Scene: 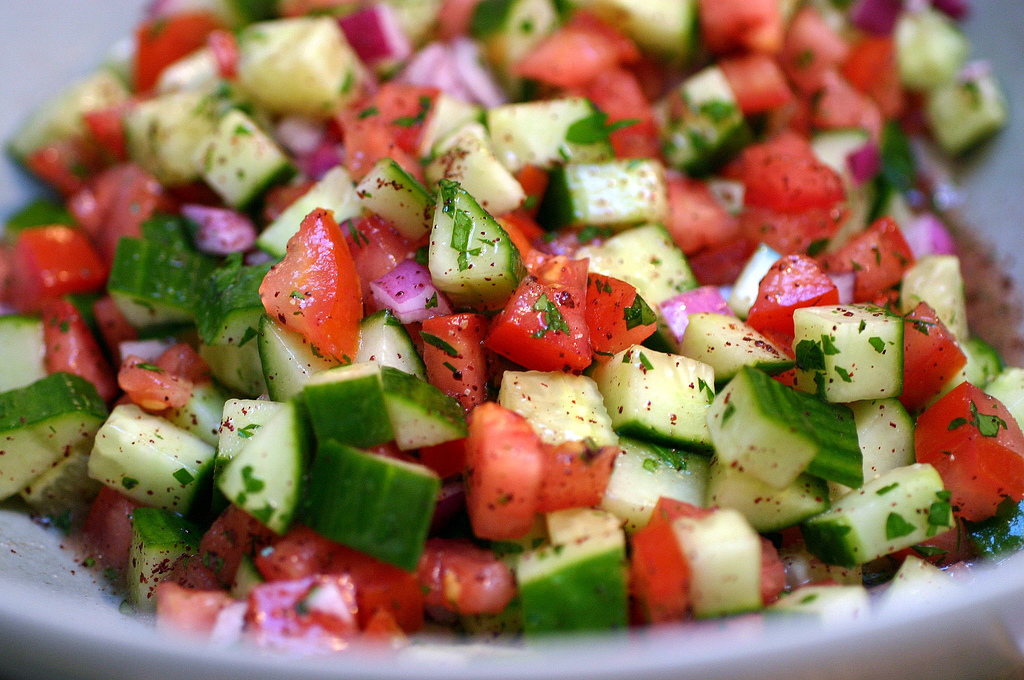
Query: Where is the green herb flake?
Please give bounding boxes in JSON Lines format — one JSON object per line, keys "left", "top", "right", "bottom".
{"left": 806, "top": 238, "right": 830, "bottom": 257}
{"left": 358, "top": 106, "right": 379, "bottom": 120}
{"left": 442, "top": 361, "right": 461, "bottom": 378}
{"left": 531, "top": 293, "right": 570, "bottom": 338}
{"left": 820, "top": 334, "right": 841, "bottom": 356}
{"left": 642, "top": 458, "right": 660, "bottom": 473}
{"left": 233, "top": 124, "right": 253, "bottom": 137}
{"left": 241, "top": 465, "right": 265, "bottom": 494}
{"left": 421, "top": 331, "right": 460, "bottom": 357}
{"left": 885, "top": 512, "right": 916, "bottom": 540}
{"left": 623, "top": 294, "right": 656, "bottom": 330}
{"left": 911, "top": 544, "right": 948, "bottom": 558}
{"left": 238, "top": 423, "right": 261, "bottom": 439}
{"left": 859, "top": 320, "right": 867, "bottom": 333}
{"left": 795, "top": 340, "right": 826, "bottom": 371}
{"left": 121, "top": 477, "right": 139, "bottom": 490}
{"left": 638, "top": 351, "right": 654, "bottom": 371}
{"left": 577, "top": 225, "right": 613, "bottom": 244}
{"left": 392, "top": 96, "right": 432, "bottom": 128}
{"left": 698, "top": 377, "right": 714, "bottom": 404}
{"left": 868, "top": 336, "right": 886, "bottom": 353}
{"left": 136, "top": 363, "right": 163, "bottom": 372}
{"left": 721, "top": 402, "right": 737, "bottom": 427}
{"left": 835, "top": 366, "right": 853, "bottom": 383}
{"left": 173, "top": 468, "right": 195, "bottom": 486}
{"left": 565, "top": 111, "right": 639, "bottom": 145}
{"left": 800, "top": 593, "right": 819, "bottom": 605}
{"left": 928, "top": 500, "right": 952, "bottom": 528}
{"left": 424, "top": 292, "right": 439, "bottom": 310}
{"left": 876, "top": 482, "right": 900, "bottom": 496}
{"left": 83, "top": 557, "right": 96, "bottom": 568}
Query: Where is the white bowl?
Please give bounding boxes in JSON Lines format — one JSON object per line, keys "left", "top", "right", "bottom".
{"left": 2, "top": 2, "right": 1024, "bottom": 678}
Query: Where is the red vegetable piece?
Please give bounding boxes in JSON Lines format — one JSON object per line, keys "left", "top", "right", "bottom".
{"left": 720, "top": 54, "right": 793, "bottom": 116}
{"left": 246, "top": 574, "right": 359, "bottom": 650}
{"left": 747, "top": 254, "right": 839, "bottom": 344}
{"left": 81, "top": 486, "right": 140, "bottom": 570}
{"left": 416, "top": 538, "right": 516, "bottom": 615}
{"left": 135, "top": 12, "right": 223, "bottom": 93}
{"left": 42, "top": 299, "right": 118, "bottom": 402}
{"left": 11, "top": 226, "right": 107, "bottom": 312}
{"left": 536, "top": 441, "right": 618, "bottom": 513}
{"left": 900, "top": 303, "right": 967, "bottom": 413}
{"left": 698, "top": 0, "right": 783, "bottom": 55}
{"left": 421, "top": 314, "right": 489, "bottom": 411}
{"left": 825, "top": 217, "right": 914, "bottom": 302}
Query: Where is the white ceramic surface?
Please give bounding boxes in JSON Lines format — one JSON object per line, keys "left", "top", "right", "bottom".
{"left": 2, "top": 2, "right": 1024, "bottom": 679}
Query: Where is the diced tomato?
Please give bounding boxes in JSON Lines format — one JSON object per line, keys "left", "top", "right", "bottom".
{"left": 343, "top": 214, "right": 413, "bottom": 298}
{"left": 497, "top": 212, "right": 543, "bottom": 261}
{"left": 10, "top": 226, "right": 107, "bottom": 311}
{"left": 419, "top": 438, "right": 467, "bottom": 479}
{"left": 513, "top": 167, "right": 549, "bottom": 219}
{"left": 262, "top": 182, "right": 316, "bottom": 224}
{"left": 337, "top": 109, "right": 423, "bottom": 183}
{"left": 208, "top": 29, "right": 239, "bottom": 79}
{"left": 513, "top": 12, "right": 640, "bottom": 89}
{"left": 740, "top": 205, "right": 847, "bottom": 256}
{"left": 739, "top": 133, "right": 845, "bottom": 214}
{"left": 198, "top": 505, "right": 276, "bottom": 588}
{"left": 155, "top": 583, "right": 236, "bottom": 636}
{"left": 842, "top": 36, "right": 906, "bottom": 120}
{"left": 666, "top": 176, "right": 740, "bottom": 255}
{"left": 362, "top": 610, "right": 407, "bottom": 643}
{"left": 155, "top": 343, "right": 211, "bottom": 384}
{"left": 246, "top": 575, "right": 359, "bottom": 651}
{"left": 780, "top": 7, "right": 850, "bottom": 95}
{"left": 900, "top": 303, "right": 968, "bottom": 413}
{"left": 438, "top": 0, "right": 484, "bottom": 39}
{"left": 135, "top": 12, "right": 223, "bottom": 93}
{"left": 329, "top": 546, "right": 425, "bottom": 633}
{"left": 464, "top": 403, "right": 544, "bottom": 540}
{"left": 720, "top": 54, "right": 793, "bottom": 115}
{"left": 916, "top": 383, "right": 1024, "bottom": 522}
{"left": 889, "top": 516, "right": 973, "bottom": 568}
{"left": 698, "top": 0, "right": 783, "bottom": 55}
{"left": 164, "top": 551, "right": 222, "bottom": 591}
{"left": 421, "top": 314, "right": 489, "bottom": 411}
{"left": 42, "top": 299, "right": 118, "bottom": 402}
{"left": 630, "top": 516, "right": 690, "bottom": 623}
{"left": 585, "top": 274, "right": 657, "bottom": 358}
{"left": 25, "top": 141, "right": 101, "bottom": 198}
{"left": 746, "top": 254, "right": 839, "bottom": 344}
{"left": 83, "top": 106, "right": 129, "bottom": 162}
{"left": 810, "top": 71, "right": 883, "bottom": 140}
{"left": 688, "top": 238, "right": 759, "bottom": 287}
{"left": 773, "top": 368, "right": 798, "bottom": 388}
{"left": 574, "top": 67, "right": 659, "bottom": 159}
{"left": 825, "top": 217, "right": 914, "bottom": 302}
{"left": 650, "top": 497, "right": 714, "bottom": 524}
{"left": 260, "top": 209, "right": 363, "bottom": 363}
{"left": 81, "top": 486, "right": 140, "bottom": 570}
{"left": 255, "top": 525, "right": 341, "bottom": 582}
{"left": 536, "top": 441, "right": 617, "bottom": 512}
{"left": 368, "top": 84, "right": 439, "bottom": 156}
{"left": 92, "top": 296, "right": 137, "bottom": 351}
{"left": 416, "top": 538, "right": 516, "bottom": 615}
{"left": 759, "top": 538, "right": 786, "bottom": 605}
{"left": 485, "top": 275, "right": 591, "bottom": 373}
{"left": 118, "top": 355, "right": 193, "bottom": 412}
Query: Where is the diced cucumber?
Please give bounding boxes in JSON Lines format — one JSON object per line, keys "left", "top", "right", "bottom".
{"left": 88, "top": 404, "right": 215, "bottom": 513}
{"left": 895, "top": 8, "right": 968, "bottom": 91}
{"left": 302, "top": 363, "right": 395, "bottom": 448}
{"left": 573, "top": 0, "right": 697, "bottom": 59}
{"left": 792, "top": 304, "right": 904, "bottom": 403}
{"left": 498, "top": 370, "right": 617, "bottom": 447}
{"left": 305, "top": 441, "right": 439, "bottom": 570}
{"left": 385, "top": 0, "right": 443, "bottom": 47}
{"left": 486, "top": 98, "right": 614, "bottom": 173}
{"left": 593, "top": 345, "right": 713, "bottom": 450}
{"left": 231, "top": 554, "right": 265, "bottom": 599}
{"left": 963, "top": 337, "right": 1003, "bottom": 387}
{"left": 708, "top": 367, "right": 862, "bottom": 489}
{"left": 199, "top": 342, "right": 267, "bottom": 398}
{"left": 9, "top": 69, "right": 129, "bottom": 160}
{"left": 985, "top": 368, "right": 1024, "bottom": 430}
{"left": 426, "top": 123, "right": 526, "bottom": 216}
{"left": 600, "top": 437, "right": 709, "bottom": 532}
{"left": 217, "top": 399, "right": 286, "bottom": 472}
{"left": 880, "top": 555, "right": 953, "bottom": 611}
{"left": 107, "top": 238, "right": 215, "bottom": 330}
{"left": 165, "top": 382, "right": 231, "bottom": 447}
{"left": 0, "top": 373, "right": 107, "bottom": 501}
{"left": 926, "top": 72, "right": 1008, "bottom": 156}
{"left": 516, "top": 518, "right": 627, "bottom": 633}
{"left": 355, "top": 310, "right": 426, "bottom": 381}
{"left": 778, "top": 543, "right": 863, "bottom": 588}
{"left": 706, "top": 457, "right": 829, "bottom": 532}
{"left": 658, "top": 66, "right": 748, "bottom": 176}
{"left": 727, "top": 243, "right": 781, "bottom": 319}
{"left": 128, "top": 508, "right": 201, "bottom": 611}
{"left": 537, "top": 159, "right": 669, "bottom": 231}
{"left": 428, "top": 179, "right": 526, "bottom": 309}
{"left": 380, "top": 367, "right": 468, "bottom": 450}
{"left": 156, "top": 47, "right": 219, "bottom": 94}
{"left": 141, "top": 214, "right": 197, "bottom": 252}
{"left": 801, "top": 463, "right": 953, "bottom": 567}
{"left": 124, "top": 90, "right": 220, "bottom": 186}
{"left": 19, "top": 448, "right": 101, "bottom": 522}
{"left": 545, "top": 508, "right": 623, "bottom": 546}
{"left": 217, "top": 399, "right": 311, "bottom": 533}
{"left": 811, "top": 128, "right": 871, "bottom": 181}
{"left": 965, "top": 497, "right": 1024, "bottom": 561}
{"left": 355, "top": 159, "right": 434, "bottom": 241}
{"left": 258, "top": 315, "right": 338, "bottom": 402}
{"left": 0, "top": 316, "right": 46, "bottom": 392}
{"left": 471, "top": 0, "right": 558, "bottom": 89}
{"left": 257, "top": 167, "right": 362, "bottom": 257}
{"left": 196, "top": 261, "right": 271, "bottom": 348}
{"left": 201, "top": 109, "right": 295, "bottom": 209}
{"left": 899, "top": 255, "right": 968, "bottom": 342}
{"left": 677, "top": 313, "right": 793, "bottom": 385}
{"left": 849, "top": 398, "right": 915, "bottom": 483}
{"left": 672, "top": 509, "right": 762, "bottom": 618}
{"left": 236, "top": 17, "right": 362, "bottom": 117}
{"left": 769, "top": 585, "right": 869, "bottom": 624}
{"left": 418, "top": 93, "right": 483, "bottom": 157}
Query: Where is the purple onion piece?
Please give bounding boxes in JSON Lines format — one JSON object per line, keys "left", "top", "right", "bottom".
{"left": 370, "top": 259, "right": 453, "bottom": 324}
{"left": 847, "top": 142, "right": 881, "bottom": 185}
{"left": 901, "top": 213, "right": 957, "bottom": 258}
{"left": 298, "top": 141, "right": 343, "bottom": 181}
{"left": 828, "top": 272, "right": 857, "bottom": 305}
{"left": 338, "top": 4, "right": 412, "bottom": 65}
{"left": 660, "top": 286, "right": 733, "bottom": 343}
{"left": 430, "top": 481, "right": 466, "bottom": 535}
{"left": 181, "top": 204, "right": 257, "bottom": 256}
{"left": 450, "top": 38, "right": 508, "bottom": 108}
{"left": 849, "top": 0, "right": 902, "bottom": 34}
{"left": 275, "top": 116, "right": 325, "bottom": 156}
{"left": 932, "top": 0, "right": 970, "bottom": 20}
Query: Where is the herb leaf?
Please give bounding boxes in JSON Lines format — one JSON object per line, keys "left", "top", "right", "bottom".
{"left": 886, "top": 512, "right": 916, "bottom": 540}
{"left": 421, "top": 332, "right": 460, "bottom": 357}
{"left": 623, "top": 294, "right": 656, "bottom": 330}
{"left": 565, "top": 110, "right": 639, "bottom": 145}
{"left": 531, "top": 293, "right": 570, "bottom": 338}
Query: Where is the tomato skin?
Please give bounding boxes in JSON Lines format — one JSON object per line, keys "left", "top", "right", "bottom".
{"left": 25, "top": 141, "right": 101, "bottom": 198}
{"left": 135, "top": 12, "right": 223, "bottom": 92}
{"left": 666, "top": 176, "right": 740, "bottom": 255}
{"left": 246, "top": 575, "right": 359, "bottom": 650}
{"left": 329, "top": 546, "right": 425, "bottom": 633}
{"left": 464, "top": 403, "right": 544, "bottom": 540}
{"left": 824, "top": 217, "right": 914, "bottom": 302}
{"left": 11, "top": 226, "right": 107, "bottom": 311}
{"left": 262, "top": 182, "right": 316, "bottom": 224}
{"left": 630, "top": 516, "right": 691, "bottom": 623}
{"left": 255, "top": 525, "right": 340, "bottom": 582}
{"left": 651, "top": 497, "right": 713, "bottom": 524}
{"left": 900, "top": 303, "right": 967, "bottom": 413}
{"left": 198, "top": 505, "right": 276, "bottom": 589}
{"left": 342, "top": 214, "right": 413, "bottom": 299}
{"left": 688, "top": 238, "right": 759, "bottom": 287}
{"left": 739, "top": 133, "right": 845, "bottom": 214}
{"left": 497, "top": 212, "right": 543, "bottom": 261}
{"left": 810, "top": 71, "right": 883, "bottom": 140}
{"left": 842, "top": 37, "right": 906, "bottom": 120}
{"left": 585, "top": 274, "right": 658, "bottom": 358}
{"left": 915, "top": 383, "right": 1024, "bottom": 522}
{"left": 417, "top": 538, "right": 516, "bottom": 615}
{"left": 720, "top": 54, "right": 793, "bottom": 116}
{"left": 118, "top": 355, "right": 193, "bottom": 412}
{"left": 781, "top": 7, "right": 850, "bottom": 95}
{"left": 511, "top": 170, "right": 549, "bottom": 220}
{"left": 155, "top": 343, "right": 211, "bottom": 384}
{"left": 740, "top": 205, "right": 847, "bottom": 257}
{"left": 419, "top": 439, "right": 467, "bottom": 479}
{"left": 81, "top": 486, "right": 140, "bottom": 570}
{"left": 421, "top": 314, "right": 489, "bottom": 411}
{"left": 759, "top": 538, "right": 786, "bottom": 605}
{"left": 42, "top": 299, "right": 118, "bottom": 402}
{"left": 746, "top": 254, "right": 839, "bottom": 343}
{"left": 337, "top": 108, "right": 424, "bottom": 183}
{"left": 369, "top": 84, "right": 439, "bottom": 156}
{"left": 208, "top": 29, "right": 239, "bottom": 79}
{"left": 83, "top": 106, "right": 129, "bottom": 162}
{"left": 698, "top": 0, "right": 783, "bottom": 55}
{"left": 536, "top": 441, "right": 618, "bottom": 513}
{"left": 156, "top": 583, "right": 236, "bottom": 636}
{"left": 93, "top": 295, "right": 138, "bottom": 351}
{"left": 260, "top": 209, "right": 362, "bottom": 363}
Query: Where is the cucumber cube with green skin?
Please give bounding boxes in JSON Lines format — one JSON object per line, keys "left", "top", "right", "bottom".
{"left": 231, "top": 554, "right": 266, "bottom": 599}
{"left": 128, "top": 508, "right": 202, "bottom": 612}
{"left": 593, "top": 345, "right": 714, "bottom": 451}
{"left": 426, "top": 123, "right": 526, "bottom": 217}
{"left": 849, "top": 398, "right": 915, "bottom": 485}
{"left": 197, "top": 261, "right": 272, "bottom": 347}
{"left": 165, "top": 381, "right": 231, "bottom": 447}
{"left": 217, "top": 399, "right": 286, "bottom": 473}
{"left": 658, "top": 66, "right": 748, "bottom": 176}
{"left": 895, "top": 8, "right": 968, "bottom": 91}
{"left": 156, "top": 47, "right": 218, "bottom": 94}
{"left": 355, "top": 159, "right": 434, "bottom": 241}
{"left": 218, "top": 400, "right": 311, "bottom": 534}
{"left": 141, "top": 214, "right": 197, "bottom": 252}
{"left": 471, "top": 0, "right": 559, "bottom": 85}
{"left": 768, "top": 585, "right": 870, "bottom": 624}
{"left": 900, "top": 255, "right": 969, "bottom": 343}
{"left": 778, "top": 543, "right": 863, "bottom": 588}
{"left": 201, "top": 109, "right": 295, "bottom": 209}
{"left": 572, "top": 0, "right": 697, "bottom": 59}
{"left": 199, "top": 342, "right": 267, "bottom": 398}
{"left": 672, "top": 509, "right": 763, "bottom": 618}
{"left": 20, "top": 447, "right": 100, "bottom": 522}
{"left": 0, "top": 316, "right": 46, "bottom": 392}
{"left": 727, "top": 243, "right": 781, "bottom": 319}
{"left": 237, "top": 17, "right": 362, "bottom": 118}
{"left": 305, "top": 441, "right": 439, "bottom": 570}
{"left": 0, "top": 373, "right": 107, "bottom": 501}
{"left": 258, "top": 316, "right": 339, "bottom": 402}
{"left": 257, "top": 167, "right": 362, "bottom": 257}
{"left": 88, "top": 404, "right": 216, "bottom": 513}
{"left": 708, "top": 366, "right": 862, "bottom": 489}
{"left": 498, "top": 371, "right": 618, "bottom": 447}
{"left": 600, "top": 437, "right": 709, "bottom": 532}
{"left": 926, "top": 72, "right": 1008, "bottom": 156}
{"left": 428, "top": 179, "right": 526, "bottom": 309}
{"left": 801, "top": 463, "right": 954, "bottom": 568}
{"left": 792, "top": 305, "right": 904, "bottom": 403}
{"left": 124, "top": 90, "right": 220, "bottom": 186}
{"left": 302, "top": 363, "right": 395, "bottom": 448}
{"left": 107, "top": 238, "right": 216, "bottom": 330}
{"left": 965, "top": 497, "right": 1024, "bottom": 561}
{"left": 537, "top": 159, "right": 669, "bottom": 231}
{"left": 985, "top": 368, "right": 1024, "bottom": 431}
{"left": 380, "top": 366, "right": 468, "bottom": 450}
{"left": 677, "top": 313, "right": 793, "bottom": 386}
{"left": 706, "top": 457, "right": 829, "bottom": 532}
{"left": 355, "top": 310, "right": 427, "bottom": 381}
{"left": 486, "top": 98, "right": 614, "bottom": 173}
{"left": 963, "top": 337, "right": 1004, "bottom": 388}
{"left": 545, "top": 508, "right": 623, "bottom": 546}
{"left": 418, "top": 94, "right": 484, "bottom": 158}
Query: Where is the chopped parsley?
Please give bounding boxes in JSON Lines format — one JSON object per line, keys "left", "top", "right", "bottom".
{"left": 876, "top": 482, "right": 900, "bottom": 496}
{"left": 795, "top": 339, "right": 826, "bottom": 371}
{"left": 136, "top": 363, "right": 163, "bottom": 372}
{"left": 172, "top": 468, "right": 195, "bottom": 486}
{"left": 834, "top": 366, "right": 853, "bottom": 383}
{"left": 121, "top": 477, "right": 139, "bottom": 490}
{"left": 424, "top": 292, "right": 439, "bottom": 309}
{"left": 237, "top": 423, "right": 261, "bottom": 439}
{"left": 623, "top": 294, "right": 656, "bottom": 330}
{"left": 421, "top": 331, "right": 460, "bottom": 357}
{"left": 868, "top": 336, "right": 886, "bottom": 353}
{"left": 531, "top": 294, "right": 570, "bottom": 338}
{"left": 820, "top": 334, "right": 841, "bottom": 356}
{"left": 637, "top": 351, "right": 654, "bottom": 371}
{"left": 885, "top": 512, "right": 916, "bottom": 540}
{"left": 241, "top": 465, "right": 265, "bottom": 494}
{"left": 948, "top": 401, "right": 1008, "bottom": 437}
{"left": 698, "top": 377, "right": 715, "bottom": 404}
{"left": 565, "top": 111, "right": 639, "bottom": 145}
{"left": 721, "top": 402, "right": 737, "bottom": 427}
{"left": 392, "top": 95, "right": 432, "bottom": 127}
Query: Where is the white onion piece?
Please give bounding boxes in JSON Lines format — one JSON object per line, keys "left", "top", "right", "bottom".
{"left": 181, "top": 205, "right": 258, "bottom": 256}
{"left": 828, "top": 272, "right": 857, "bottom": 305}
{"left": 370, "top": 260, "right": 453, "bottom": 324}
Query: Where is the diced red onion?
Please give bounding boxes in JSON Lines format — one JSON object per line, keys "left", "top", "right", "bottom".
{"left": 370, "top": 260, "right": 453, "bottom": 324}
{"left": 119, "top": 339, "right": 174, "bottom": 364}
{"left": 298, "top": 141, "right": 344, "bottom": 181}
{"left": 905, "top": 0, "right": 931, "bottom": 12}
{"left": 660, "top": 287, "right": 732, "bottom": 343}
{"left": 181, "top": 204, "right": 257, "bottom": 256}
{"left": 846, "top": 142, "right": 881, "bottom": 185}
{"left": 828, "top": 272, "right": 856, "bottom": 305}
{"left": 275, "top": 117, "right": 325, "bottom": 156}
{"left": 849, "top": 0, "right": 902, "bottom": 34}
{"left": 397, "top": 41, "right": 506, "bottom": 107}
{"left": 146, "top": 0, "right": 215, "bottom": 20}
{"left": 244, "top": 249, "right": 276, "bottom": 267}
{"left": 338, "top": 4, "right": 412, "bottom": 65}
{"left": 902, "top": 213, "right": 957, "bottom": 259}
{"left": 209, "top": 602, "right": 246, "bottom": 646}
{"left": 430, "top": 481, "right": 466, "bottom": 534}
{"left": 959, "top": 60, "right": 992, "bottom": 84}
{"left": 450, "top": 38, "right": 508, "bottom": 109}
{"left": 932, "top": 0, "right": 969, "bottom": 19}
